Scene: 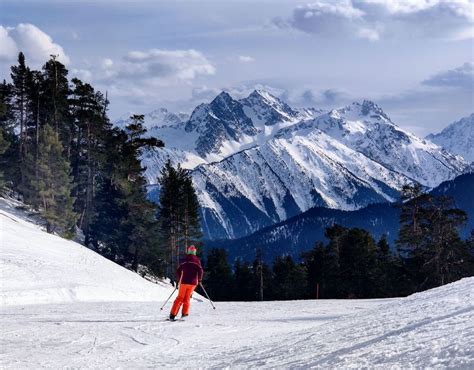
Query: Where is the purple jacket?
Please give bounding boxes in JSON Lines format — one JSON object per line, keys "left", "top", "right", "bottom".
{"left": 177, "top": 255, "right": 203, "bottom": 285}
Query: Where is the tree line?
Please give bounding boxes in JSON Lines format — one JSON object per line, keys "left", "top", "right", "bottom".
{"left": 0, "top": 53, "right": 201, "bottom": 277}
{"left": 202, "top": 184, "right": 474, "bottom": 301}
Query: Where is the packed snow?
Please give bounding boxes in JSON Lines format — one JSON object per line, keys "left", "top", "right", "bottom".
{"left": 1, "top": 198, "right": 473, "bottom": 368}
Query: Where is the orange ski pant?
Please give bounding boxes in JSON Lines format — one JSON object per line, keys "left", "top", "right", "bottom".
{"left": 170, "top": 283, "right": 196, "bottom": 316}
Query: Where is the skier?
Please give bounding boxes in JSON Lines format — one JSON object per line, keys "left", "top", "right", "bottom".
{"left": 169, "top": 245, "right": 203, "bottom": 321}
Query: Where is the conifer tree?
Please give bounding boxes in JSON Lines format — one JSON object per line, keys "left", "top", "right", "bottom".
{"left": 0, "top": 127, "right": 9, "bottom": 189}
{"left": 202, "top": 248, "right": 234, "bottom": 301}
{"left": 157, "top": 159, "right": 201, "bottom": 277}
{"left": 270, "top": 255, "right": 307, "bottom": 300}
{"left": 69, "top": 78, "right": 111, "bottom": 245}
{"left": 180, "top": 174, "right": 202, "bottom": 249}
{"left": 0, "top": 81, "right": 19, "bottom": 189}
{"left": 10, "top": 52, "right": 29, "bottom": 160}
{"left": 90, "top": 117, "right": 163, "bottom": 272}
{"left": 302, "top": 241, "right": 327, "bottom": 298}
{"left": 41, "top": 55, "right": 71, "bottom": 154}
{"left": 35, "top": 124, "right": 77, "bottom": 236}
{"left": 157, "top": 160, "right": 181, "bottom": 276}
{"left": 233, "top": 259, "right": 254, "bottom": 300}
{"left": 397, "top": 185, "right": 471, "bottom": 289}
{"left": 373, "top": 236, "right": 398, "bottom": 297}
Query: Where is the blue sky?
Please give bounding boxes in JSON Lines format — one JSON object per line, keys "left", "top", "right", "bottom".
{"left": 1, "top": 0, "right": 473, "bottom": 135}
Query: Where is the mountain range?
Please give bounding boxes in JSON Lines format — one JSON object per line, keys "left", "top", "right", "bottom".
{"left": 115, "top": 90, "right": 472, "bottom": 241}
{"left": 206, "top": 173, "right": 474, "bottom": 263}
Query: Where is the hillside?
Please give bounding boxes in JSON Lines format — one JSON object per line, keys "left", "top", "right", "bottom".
{"left": 0, "top": 197, "right": 175, "bottom": 306}
{"left": 209, "top": 172, "right": 474, "bottom": 262}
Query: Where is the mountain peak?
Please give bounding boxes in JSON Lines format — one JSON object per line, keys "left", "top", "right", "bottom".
{"left": 212, "top": 91, "right": 234, "bottom": 105}
{"left": 360, "top": 100, "right": 390, "bottom": 120}
{"left": 248, "top": 89, "right": 278, "bottom": 102}
{"left": 426, "top": 113, "right": 474, "bottom": 162}
{"left": 241, "top": 89, "right": 300, "bottom": 126}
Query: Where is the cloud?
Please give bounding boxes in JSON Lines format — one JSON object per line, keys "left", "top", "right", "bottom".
{"left": 422, "top": 62, "right": 474, "bottom": 89}
{"left": 101, "top": 58, "right": 114, "bottom": 69}
{"left": 0, "top": 26, "right": 18, "bottom": 60}
{"left": 91, "top": 49, "right": 215, "bottom": 110}
{"left": 276, "top": 0, "right": 473, "bottom": 41}
{"left": 280, "top": 1, "right": 378, "bottom": 41}
{"left": 101, "top": 49, "right": 215, "bottom": 87}
{"left": 377, "top": 62, "right": 474, "bottom": 135}
{"left": 238, "top": 55, "right": 255, "bottom": 63}
{"left": 288, "top": 88, "right": 351, "bottom": 108}
{"left": 71, "top": 68, "right": 92, "bottom": 82}
{"left": 0, "top": 23, "right": 70, "bottom": 65}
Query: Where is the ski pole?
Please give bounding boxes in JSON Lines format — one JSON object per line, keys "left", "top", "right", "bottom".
{"left": 160, "top": 273, "right": 182, "bottom": 311}
{"left": 160, "top": 284, "right": 178, "bottom": 311}
{"left": 199, "top": 282, "right": 216, "bottom": 310}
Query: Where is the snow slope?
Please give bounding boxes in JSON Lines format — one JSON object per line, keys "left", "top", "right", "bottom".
{"left": 427, "top": 113, "right": 474, "bottom": 162}
{"left": 0, "top": 197, "right": 176, "bottom": 306}
{"left": 1, "top": 278, "right": 472, "bottom": 367}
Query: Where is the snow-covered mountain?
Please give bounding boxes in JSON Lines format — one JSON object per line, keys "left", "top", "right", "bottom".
{"left": 426, "top": 113, "right": 474, "bottom": 162}
{"left": 208, "top": 173, "right": 474, "bottom": 262}
{"left": 114, "top": 91, "right": 470, "bottom": 240}
{"left": 194, "top": 127, "right": 407, "bottom": 239}
{"left": 115, "top": 108, "right": 189, "bottom": 131}
{"left": 140, "top": 90, "right": 318, "bottom": 180}
{"left": 301, "top": 101, "right": 467, "bottom": 188}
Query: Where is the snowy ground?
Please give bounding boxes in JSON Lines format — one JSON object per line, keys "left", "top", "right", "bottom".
{"left": 1, "top": 283, "right": 473, "bottom": 368}
{"left": 1, "top": 197, "right": 474, "bottom": 368}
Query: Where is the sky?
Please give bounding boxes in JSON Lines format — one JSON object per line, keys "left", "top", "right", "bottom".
{"left": 0, "top": 0, "right": 473, "bottom": 136}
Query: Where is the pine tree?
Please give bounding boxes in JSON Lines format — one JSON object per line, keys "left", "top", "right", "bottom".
{"left": 251, "top": 250, "right": 272, "bottom": 301}
{"left": 10, "top": 52, "right": 29, "bottom": 161}
{"left": 302, "top": 241, "right": 327, "bottom": 298}
{"left": 202, "top": 248, "right": 234, "bottom": 301}
{"left": 0, "top": 80, "right": 19, "bottom": 189}
{"left": 180, "top": 174, "right": 202, "bottom": 250}
{"left": 35, "top": 124, "right": 77, "bottom": 237}
{"left": 41, "top": 55, "right": 71, "bottom": 154}
{"left": 157, "top": 162, "right": 178, "bottom": 275}
{"left": 270, "top": 255, "right": 307, "bottom": 300}
{"left": 0, "top": 127, "right": 10, "bottom": 189}
{"left": 233, "top": 259, "right": 254, "bottom": 300}
{"left": 89, "top": 118, "right": 163, "bottom": 273}
{"left": 69, "top": 78, "right": 111, "bottom": 245}
{"left": 373, "top": 235, "right": 398, "bottom": 297}
{"left": 397, "top": 186, "right": 471, "bottom": 290}
{"left": 157, "top": 159, "right": 201, "bottom": 278}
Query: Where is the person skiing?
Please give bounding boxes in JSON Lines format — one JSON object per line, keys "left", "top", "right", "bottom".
{"left": 169, "top": 245, "right": 203, "bottom": 321}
